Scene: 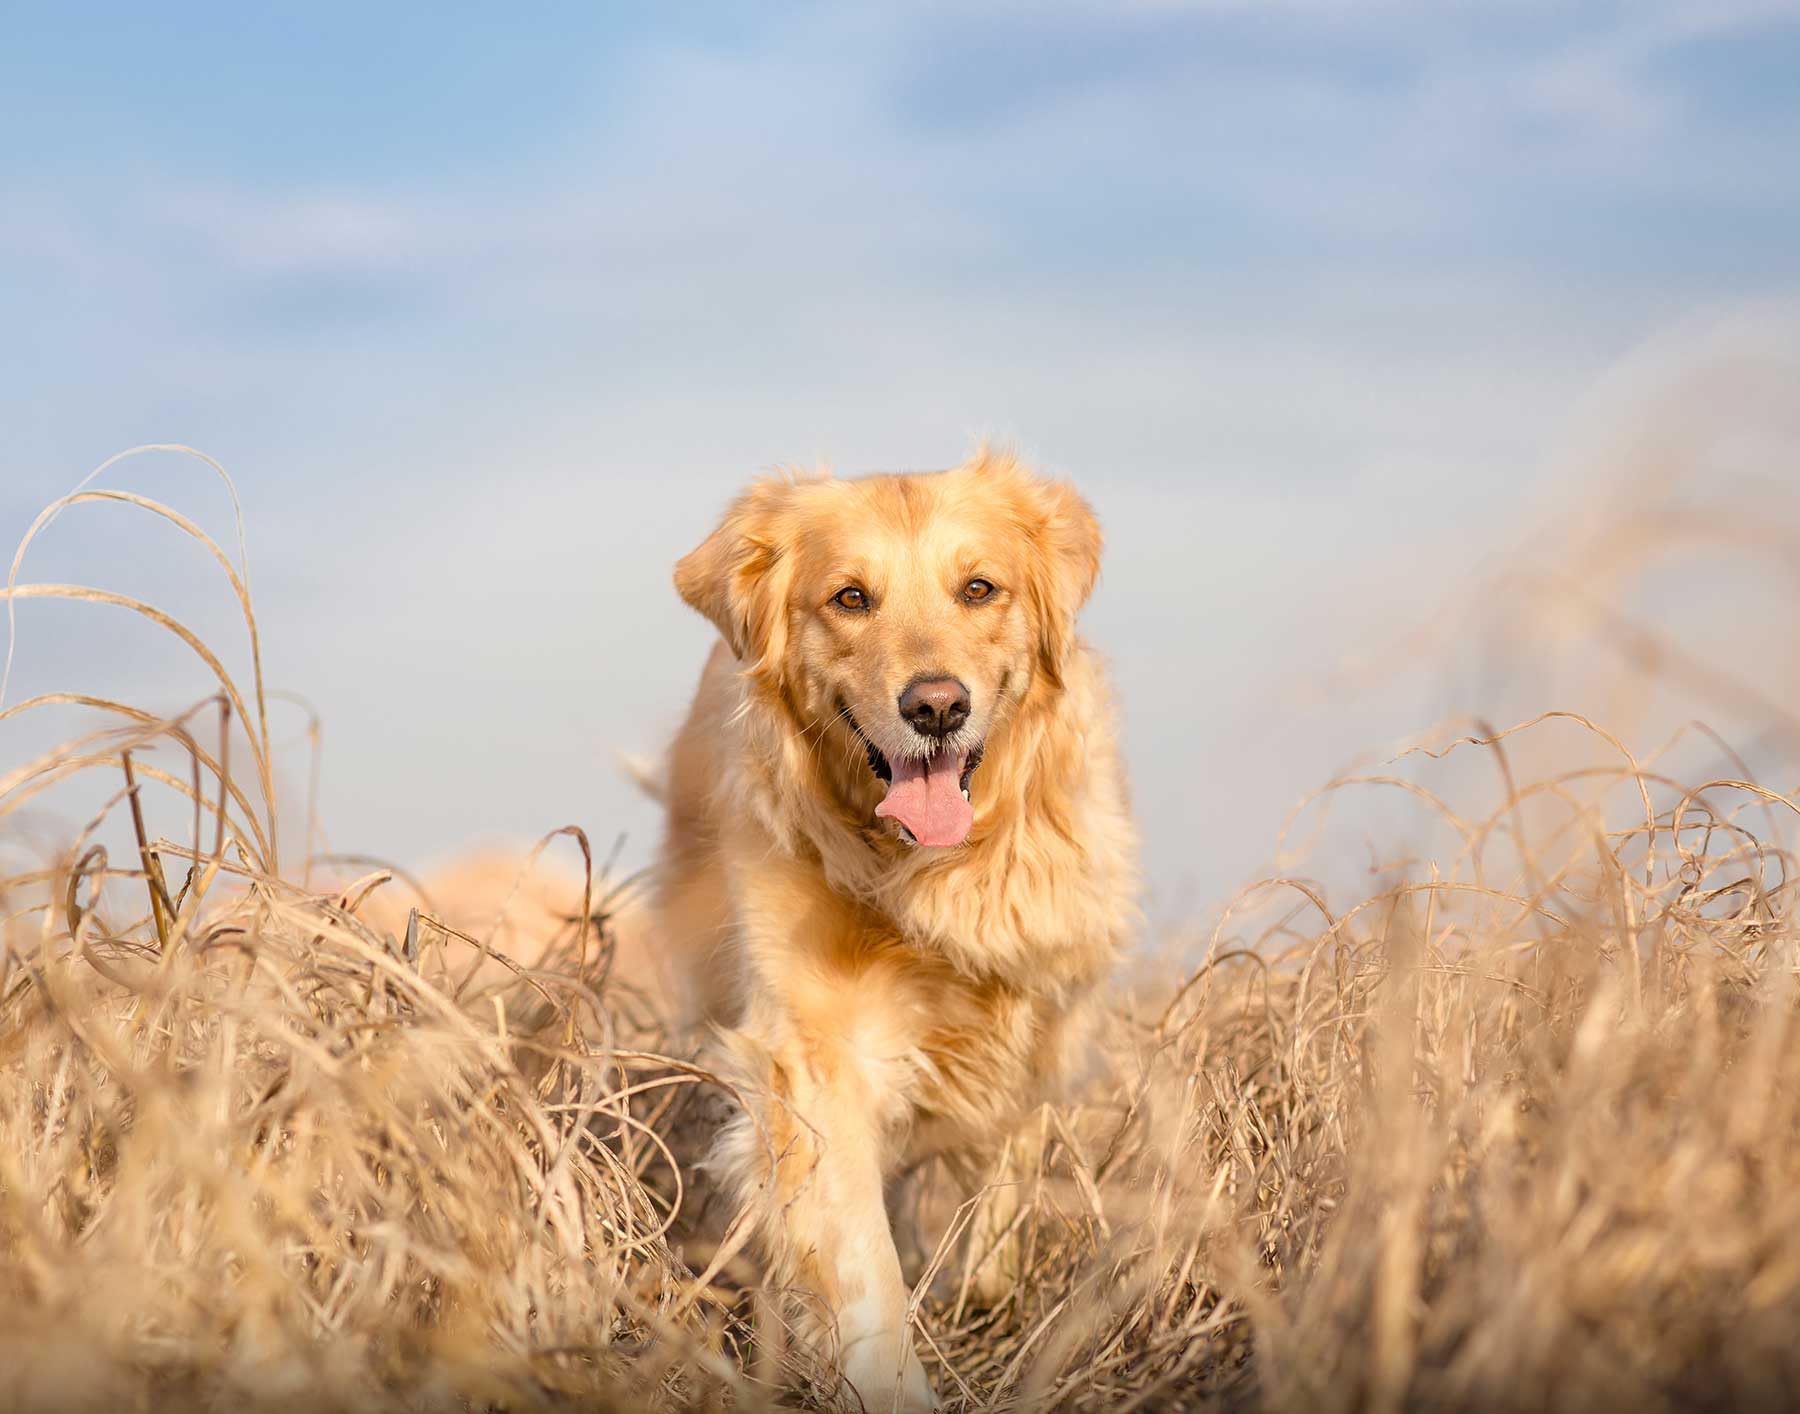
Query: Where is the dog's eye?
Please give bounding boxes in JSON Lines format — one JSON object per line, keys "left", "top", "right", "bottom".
{"left": 962, "top": 578, "right": 995, "bottom": 603}
{"left": 832, "top": 586, "right": 870, "bottom": 612}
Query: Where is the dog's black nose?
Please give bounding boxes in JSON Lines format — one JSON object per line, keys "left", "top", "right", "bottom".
{"left": 898, "top": 678, "right": 970, "bottom": 738}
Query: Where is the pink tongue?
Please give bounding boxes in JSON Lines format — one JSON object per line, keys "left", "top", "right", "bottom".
{"left": 874, "top": 748, "right": 972, "bottom": 847}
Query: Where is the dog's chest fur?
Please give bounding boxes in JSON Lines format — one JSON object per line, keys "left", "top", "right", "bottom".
{"left": 706, "top": 649, "right": 1136, "bottom": 1150}
{"left": 732, "top": 647, "right": 1138, "bottom": 995}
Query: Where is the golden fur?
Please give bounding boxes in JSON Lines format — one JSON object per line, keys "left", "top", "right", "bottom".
{"left": 657, "top": 448, "right": 1137, "bottom": 1410}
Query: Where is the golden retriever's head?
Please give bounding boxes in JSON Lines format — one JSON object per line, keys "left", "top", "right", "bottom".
{"left": 674, "top": 448, "right": 1100, "bottom": 849}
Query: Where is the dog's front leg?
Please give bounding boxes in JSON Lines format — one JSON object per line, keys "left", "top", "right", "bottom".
{"left": 714, "top": 981, "right": 935, "bottom": 1410}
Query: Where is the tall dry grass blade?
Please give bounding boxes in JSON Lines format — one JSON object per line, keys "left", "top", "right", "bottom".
{"left": 3, "top": 445, "right": 278, "bottom": 866}
{"left": 120, "top": 751, "right": 173, "bottom": 950}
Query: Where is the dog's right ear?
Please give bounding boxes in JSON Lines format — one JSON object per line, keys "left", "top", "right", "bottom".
{"left": 673, "top": 479, "right": 794, "bottom": 670}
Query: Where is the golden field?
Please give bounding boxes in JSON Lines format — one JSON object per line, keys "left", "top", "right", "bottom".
{"left": 4, "top": 351, "right": 1799, "bottom": 1412}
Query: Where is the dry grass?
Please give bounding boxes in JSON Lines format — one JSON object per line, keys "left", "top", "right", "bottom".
{"left": 3, "top": 416, "right": 1799, "bottom": 1412}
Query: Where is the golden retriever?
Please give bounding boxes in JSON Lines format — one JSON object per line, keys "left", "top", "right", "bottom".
{"left": 657, "top": 447, "right": 1137, "bottom": 1410}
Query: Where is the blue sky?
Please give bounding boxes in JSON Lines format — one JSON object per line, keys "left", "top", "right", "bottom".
{"left": 4, "top": 2, "right": 1799, "bottom": 907}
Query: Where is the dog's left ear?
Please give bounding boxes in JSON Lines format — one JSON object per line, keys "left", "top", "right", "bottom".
{"left": 673, "top": 479, "right": 794, "bottom": 673}
{"left": 1026, "top": 478, "right": 1102, "bottom": 688}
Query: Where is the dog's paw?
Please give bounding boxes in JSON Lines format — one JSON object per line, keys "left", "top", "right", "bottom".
{"left": 840, "top": 1350, "right": 938, "bottom": 1414}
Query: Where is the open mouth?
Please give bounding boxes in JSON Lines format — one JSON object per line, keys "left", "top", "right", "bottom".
{"left": 840, "top": 703, "right": 984, "bottom": 848}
